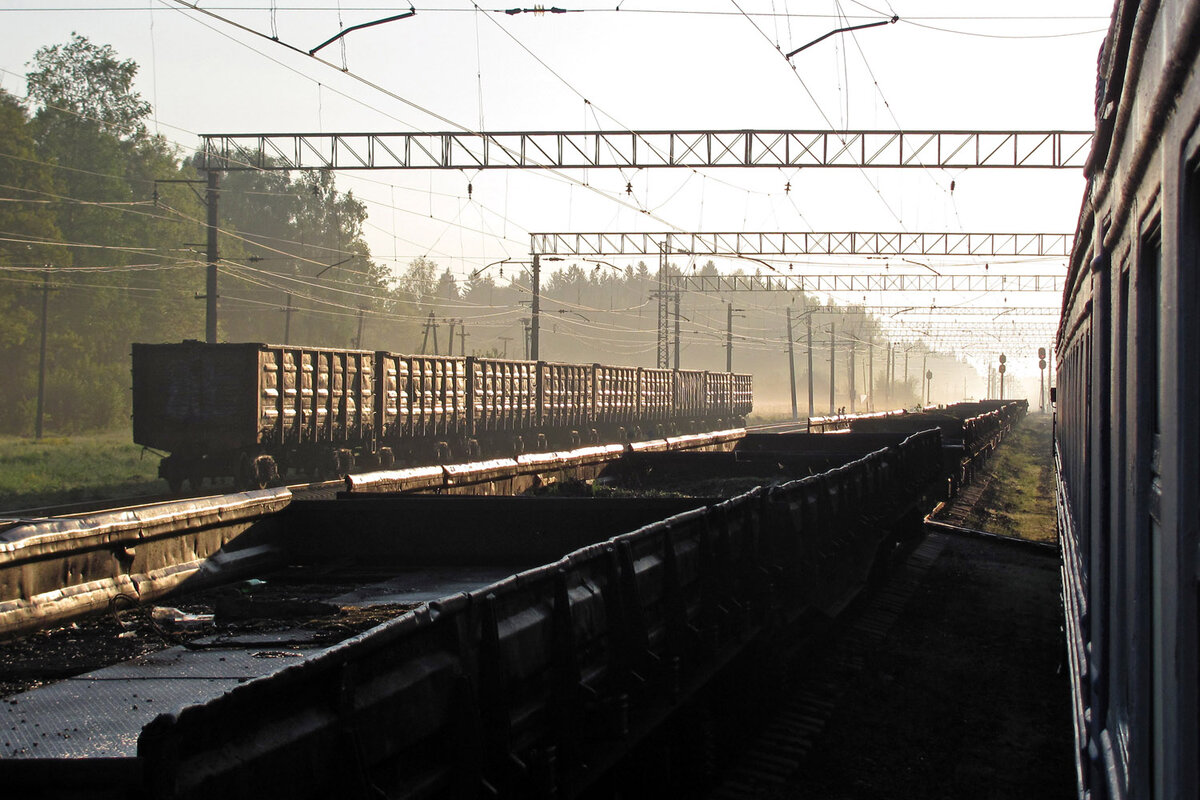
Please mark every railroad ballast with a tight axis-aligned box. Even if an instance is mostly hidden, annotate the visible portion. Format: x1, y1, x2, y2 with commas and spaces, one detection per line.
131, 341, 753, 491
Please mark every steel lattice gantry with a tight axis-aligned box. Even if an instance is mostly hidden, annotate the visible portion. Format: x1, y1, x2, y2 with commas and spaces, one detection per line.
196, 127, 1087, 363
199, 130, 1093, 171
672, 274, 1063, 293
531, 231, 1075, 258
529, 229, 1068, 365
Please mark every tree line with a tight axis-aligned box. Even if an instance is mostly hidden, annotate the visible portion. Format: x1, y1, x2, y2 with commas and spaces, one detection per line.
0, 35, 974, 435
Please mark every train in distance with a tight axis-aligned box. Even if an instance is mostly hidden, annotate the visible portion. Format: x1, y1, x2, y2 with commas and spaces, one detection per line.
132, 340, 753, 491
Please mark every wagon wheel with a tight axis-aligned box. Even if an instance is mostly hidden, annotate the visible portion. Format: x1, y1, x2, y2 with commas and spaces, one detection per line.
187, 461, 205, 492
163, 459, 185, 494
251, 455, 276, 490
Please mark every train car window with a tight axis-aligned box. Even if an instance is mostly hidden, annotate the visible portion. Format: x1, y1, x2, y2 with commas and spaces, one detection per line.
1185, 160, 1200, 790
1135, 225, 1161, 799
1113, 265, 1131, 760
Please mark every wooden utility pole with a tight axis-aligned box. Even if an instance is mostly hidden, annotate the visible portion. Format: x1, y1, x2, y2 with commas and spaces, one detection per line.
458, 323, 468, 356
828, 322, 836, 415
806, 312, 815, 417
205, 170, 219, 343
354, 307, 366, 349
35, 271, 54, 440
446, 319, 456, 356
498, 336, 512, 358
420, 312, 438, 354
786, 307, 797, 420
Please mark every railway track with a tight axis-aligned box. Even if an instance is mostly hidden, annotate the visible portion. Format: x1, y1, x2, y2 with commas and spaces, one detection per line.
0, 479, 345, 524
1, 427, 767, 522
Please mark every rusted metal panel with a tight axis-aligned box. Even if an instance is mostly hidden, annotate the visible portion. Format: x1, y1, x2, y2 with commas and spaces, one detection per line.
638, 367, 673, 421
406, 355, 468, 437
538, 362, 594, 429
673, 369, 705, 418
705, 372, 734, 419
594, 364, 638, 425
468, 358, 536, 433
132, 343, 376, 454
732, 373, 754, 417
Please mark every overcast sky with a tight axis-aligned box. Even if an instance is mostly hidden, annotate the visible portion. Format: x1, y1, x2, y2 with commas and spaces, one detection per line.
0, 0, 1114, 386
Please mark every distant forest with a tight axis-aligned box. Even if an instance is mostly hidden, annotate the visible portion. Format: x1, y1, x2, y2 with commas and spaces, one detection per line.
0, 35, 977, 435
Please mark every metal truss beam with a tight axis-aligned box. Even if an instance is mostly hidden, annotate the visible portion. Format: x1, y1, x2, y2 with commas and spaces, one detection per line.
836, 306, 1059, 317
199, 130, 1093, 171
674, 274, 1063, 293
532, 231, 1074, 258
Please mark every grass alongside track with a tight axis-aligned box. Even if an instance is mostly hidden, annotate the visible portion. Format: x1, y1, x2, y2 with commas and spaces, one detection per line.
0, 432, 165, 512
966, 412, 1057, 543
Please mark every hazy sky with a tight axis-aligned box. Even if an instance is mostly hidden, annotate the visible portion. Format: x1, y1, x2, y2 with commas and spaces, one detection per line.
0, 0, 1114, 385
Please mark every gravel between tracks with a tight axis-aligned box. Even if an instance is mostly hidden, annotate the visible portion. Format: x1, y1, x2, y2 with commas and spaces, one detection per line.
774, 533, 1073, 800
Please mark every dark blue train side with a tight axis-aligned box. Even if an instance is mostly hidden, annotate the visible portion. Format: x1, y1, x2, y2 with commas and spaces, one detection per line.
1056, 1, 1200, 798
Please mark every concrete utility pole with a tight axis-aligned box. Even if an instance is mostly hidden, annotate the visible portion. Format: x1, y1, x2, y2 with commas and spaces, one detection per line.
868, 338, 875, 412
521, 318, 531, 359
849, 339, 856, 413
829, 322, 836, 415
786, 307, 797, 420
530, 254, 541, 361
673, 291, 681, 370
205, 170, 219, 343
807, 312, 815, 417
446, 319, 456, 356
726, 303, 734, 373
922, 353, 928, 403
282, 293, 294, 345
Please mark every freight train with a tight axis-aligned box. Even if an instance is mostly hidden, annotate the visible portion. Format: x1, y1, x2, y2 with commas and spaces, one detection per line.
132, 341, 753, 491
1055, 1, 1200, 798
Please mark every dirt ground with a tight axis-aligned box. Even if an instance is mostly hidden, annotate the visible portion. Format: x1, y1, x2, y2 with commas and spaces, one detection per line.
775, 533, 1074, 800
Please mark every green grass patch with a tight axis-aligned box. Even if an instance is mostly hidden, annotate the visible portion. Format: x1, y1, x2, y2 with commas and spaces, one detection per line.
0, 431, 166, 511
966, 414, 1057, 543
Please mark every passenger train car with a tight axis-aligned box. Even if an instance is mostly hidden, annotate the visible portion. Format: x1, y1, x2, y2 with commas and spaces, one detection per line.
132, 341, 753, 490
1056, 1, 1200, 797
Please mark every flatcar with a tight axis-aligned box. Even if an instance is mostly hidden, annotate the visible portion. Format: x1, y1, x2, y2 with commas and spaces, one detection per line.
131, 341, 753, 490
1056, 1, 1200, 798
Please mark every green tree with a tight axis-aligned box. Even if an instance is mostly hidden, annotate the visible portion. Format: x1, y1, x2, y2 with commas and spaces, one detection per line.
0, 89, 69, 433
